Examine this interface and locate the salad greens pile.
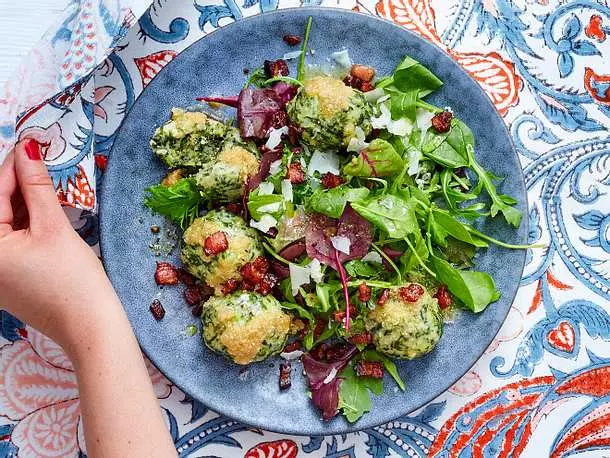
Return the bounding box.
[144,18,536,423]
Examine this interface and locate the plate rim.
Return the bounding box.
[99,6,529,435]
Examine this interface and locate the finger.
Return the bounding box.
[14,138,66,232]
[11,190,29,231]
[0,151,16,237]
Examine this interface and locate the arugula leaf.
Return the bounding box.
[465,144,522,228]
[436,237,476,267]
[360,350,406,391]
[144,178,202,230]
[390,90,418,121]
[244,66,267,88]
[338,364,382,423]
[430,255,501,312]
[380,55,443,97]
[439,169,487,219]
[308,186,369,219]
[352,195,417,239]
[421,118,472,168]
[280,301,315,323]
[247,190,284,221]
[344,260,383,278]
[343,139,404,178]
[430,210,488,248]
[400,231,429,273]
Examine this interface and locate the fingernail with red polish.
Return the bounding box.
[24,139,42,161]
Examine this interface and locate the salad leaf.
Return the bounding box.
[390,89,418,121]
[439,169,486,219]
[344,260,383,278]
[306,208,373,269]
[343,139,404,178]
[247,191,284,221]
[421,118,472,168]
[360,350,406,391]
[430,210,488,248]
[308,186,369,219]
[465,144,522,228]
[400,231,429,273]
[302,345,358,420]
[430,255,501,312]
[280,301,315,323]
[351,195,417,239]
[144,178,202,230]
[338,364,382,423]
[379,55,443,97]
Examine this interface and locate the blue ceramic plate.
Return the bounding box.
[100,8,528,435]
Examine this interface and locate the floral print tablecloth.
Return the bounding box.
[1,0,610,457]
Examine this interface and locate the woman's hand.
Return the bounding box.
[0,138,114,352]
[0,138,177,457]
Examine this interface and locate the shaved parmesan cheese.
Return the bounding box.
[331,236,351,255]
[364,87,385,103]
[407,148,422,176]
[257,202,282,213]
[330,49,352,68]
[307,151,340,176]
[269,160,282,175]
[362,251,383,264]
[281,179,293,202]
[289,263,311,295]
[250,214,277,233]
[372,102,413,136]
[258,182,275,195]
[265,126,288,150]
[347,126,369,152]
[283,50,302,60]
[309,258,323,283]
[387,117,412,136]
[323,367,338,384]
[416,108,435,133]
[280,350,304,360]
[371,102,391,130]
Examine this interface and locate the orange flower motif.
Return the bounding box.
[0,327,172,457]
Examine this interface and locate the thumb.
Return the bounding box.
[14,138,66,231]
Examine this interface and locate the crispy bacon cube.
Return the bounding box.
[355,360,384,379]
[350,64,376,83]
[377,289,390,306]
[321,172,345,189]
[264,59,289,78]
[358,282,372,302]
[204,231,229,256]
[221,279,240,296]
[431,111,453,133]
[286,162,306,184]
[349,332,373,346]
[434,284,452,309]
[279,362,292,390]
[154,262,179,285]
[398,284,425,303]
[150,299,165,321]
[283,34,301,46]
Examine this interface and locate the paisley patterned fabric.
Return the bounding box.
[1,0,610,456]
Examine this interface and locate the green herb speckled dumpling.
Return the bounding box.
[287,76,373,151]
[365,284,443,359]
[194,144,260,202]
[201,291,291,364]
[150,109,243,168]
[181,210,263,294]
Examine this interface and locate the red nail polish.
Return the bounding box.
[24,139,42,161]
